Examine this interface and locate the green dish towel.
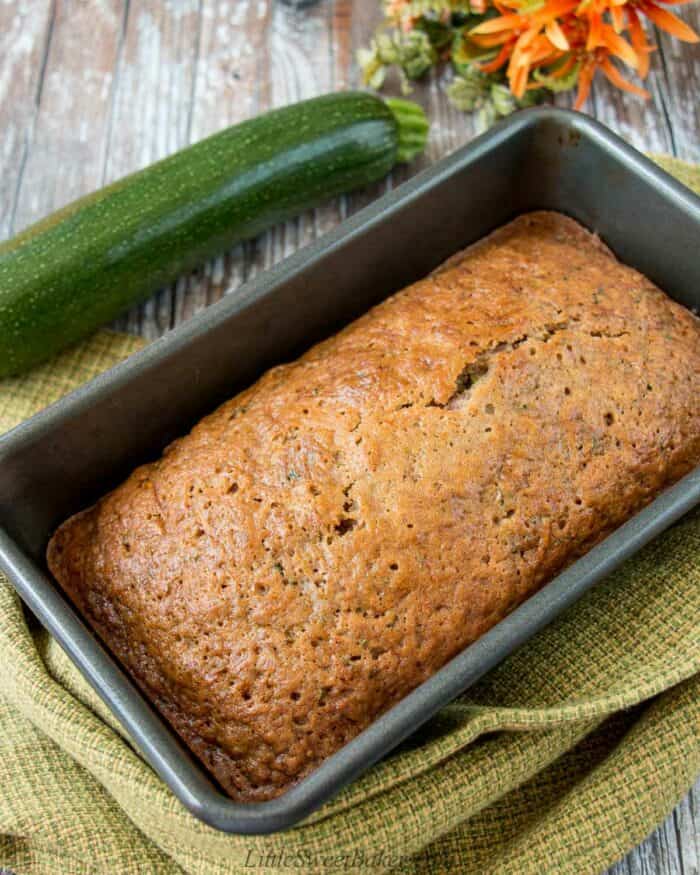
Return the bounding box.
[0,156,698,875]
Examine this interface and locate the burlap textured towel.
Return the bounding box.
[0,156,698,875]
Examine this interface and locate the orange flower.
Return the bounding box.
[585,17,638,68]
[375,0,699,120]
[469,0,697,106]
[573,48,650,107]
[471,0,580,96]
[564,12,649,108]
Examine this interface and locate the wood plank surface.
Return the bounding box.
[0,0,55,240]
[0,1,698,871]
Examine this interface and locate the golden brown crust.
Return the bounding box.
[47,212,700,801]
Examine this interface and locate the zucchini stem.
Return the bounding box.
[385,98,430,164]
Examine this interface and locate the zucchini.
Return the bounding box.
[0,92,428,377]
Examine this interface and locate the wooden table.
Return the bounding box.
[1,1,698,872]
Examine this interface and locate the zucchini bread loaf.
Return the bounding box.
[48,212,700,802]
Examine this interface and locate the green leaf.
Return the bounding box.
[490,83,517,117]
[391,0,472,17]
[357,47,388,90]
[534,59,581,92]
[357,28,437,91]
[517,87,546,106]
[448,65,546,124]
[415,16,454,50]
[401,30,438,80]
[446,68,490,111]
[451,26,497,74]
[477,101,498,130]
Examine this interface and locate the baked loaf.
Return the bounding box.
[48,212,700,802]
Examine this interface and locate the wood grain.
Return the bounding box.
[0,0,54,239]
[609,782,700,875]
[11,0,124,233]
[107,0,201,336]
[0,2,697,871]
[653,5,700,161]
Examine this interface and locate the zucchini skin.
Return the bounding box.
[0,92,399,377]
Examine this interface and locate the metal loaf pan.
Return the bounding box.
[0,108,698,834]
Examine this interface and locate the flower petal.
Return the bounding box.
[627,8,654,78]
[599,57,651,97]
[551,53,578,77]
[611,5,625,32]
[479,41,514,72]
[586,14,603,50]
[533,0,579,22]
[574,62,595,109]
[471,13,525,34]
[600,23,639,68]
[546,18,571,49]
[471,32,515,47]
[511,62,530,96]
[639,1,700,41]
